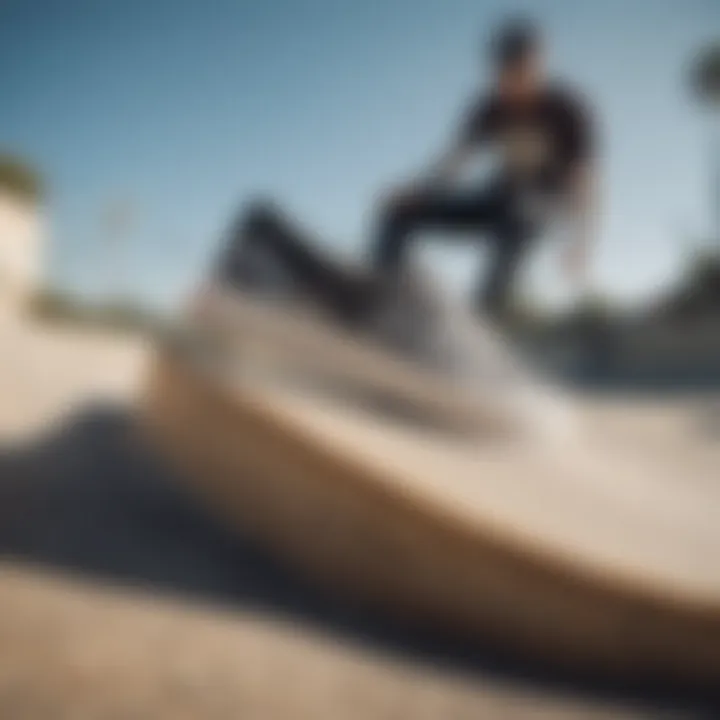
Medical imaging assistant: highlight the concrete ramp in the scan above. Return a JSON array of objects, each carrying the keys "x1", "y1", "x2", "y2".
[
  {"x1": 141, "y1": 344, "x2": 720, "y2": 688},
  {"x1": 0, "y1": 319, "x2": 147, "y2": 440}
]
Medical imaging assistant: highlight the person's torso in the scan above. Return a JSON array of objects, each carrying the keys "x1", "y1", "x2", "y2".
[{"x1": 469, "y1": 85, "x2": 588, "y2": 196}]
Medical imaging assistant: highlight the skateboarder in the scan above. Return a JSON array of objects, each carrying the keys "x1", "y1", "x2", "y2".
[
  {"x1": 371, "y1": 18, "x2": 597, "y2": 319},
  {"x1": 215, "y1": 19, "x2": 596, "y2": 327}
]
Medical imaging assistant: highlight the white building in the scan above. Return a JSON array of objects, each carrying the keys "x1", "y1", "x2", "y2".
[{"x1": 0, "y1": 188, "x2": 43, "y2": 318}]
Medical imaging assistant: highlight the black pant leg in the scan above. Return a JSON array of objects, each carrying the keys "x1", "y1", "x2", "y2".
[
  {"x1": 476, "y1": 233, "x2": 529, "y2": 318},
  {"x1": 371, "y1": 189, "x2": 503, "y2": 274},
  {"x1": 371, "y1": 184, "x2": 540, "y2": 319},
  {"x1": 474, "y1": 201, "x2": 539, "y2": 319},
  {"x1": 221, "y1": 201, "x2": 379, "y2": 325}
]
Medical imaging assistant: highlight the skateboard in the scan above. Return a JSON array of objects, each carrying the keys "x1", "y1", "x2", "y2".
[{"x1": 141, "y1": 308, "x2": 720, "y2": 688}]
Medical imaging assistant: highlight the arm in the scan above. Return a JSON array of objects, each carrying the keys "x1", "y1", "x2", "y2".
[
  {"x1": 560, "y1": 93, "x2": 598, "y2": 283},
  {"x1": 421, "y1": 139, "x2": 476, "y2": 189},
  {"x1": 393, "y1": 97, "x2": 492, "y2": 198},
  {"x1": 387, "y1": 139, "x2": 475, "y2": 206},
  {"x1": 563, "y1": 161, "x2": 597, "y2": 279}
]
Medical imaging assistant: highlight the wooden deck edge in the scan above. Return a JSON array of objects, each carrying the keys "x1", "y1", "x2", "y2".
[{"x1": 138, "y1": 348, "x2": 720, "y2": 686}]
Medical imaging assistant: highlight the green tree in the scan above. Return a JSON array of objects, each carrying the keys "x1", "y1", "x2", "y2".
[
  {"x1": 690, "y1": 43, "x2": 720, "y2": 255},
  {"x1": 691, "y1": 43, "x2": 720, "y2": 105},
  {"x1": 0, "y1": 154, "x2": 43, "y2": 203}
]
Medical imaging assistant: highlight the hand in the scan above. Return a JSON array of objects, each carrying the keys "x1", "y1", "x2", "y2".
[
  {"x1": 562, "y1": 242, "x2": 589, "y2": 285},
  {"x1": 382, "y1": 182, "x2": 425, "y2": 209}
]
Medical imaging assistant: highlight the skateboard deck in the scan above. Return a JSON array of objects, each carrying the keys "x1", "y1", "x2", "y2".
[
  {"x1": 179, "y1": 287, "x2": 575, "y2": 440},
  {"x1": 140, "y1": 325, "x2": 720, "y2": 688}
]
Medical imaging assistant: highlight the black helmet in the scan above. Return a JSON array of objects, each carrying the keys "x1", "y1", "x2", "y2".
[{"x1": 491, "y1": 17, "x2": 541, "y2": 70}]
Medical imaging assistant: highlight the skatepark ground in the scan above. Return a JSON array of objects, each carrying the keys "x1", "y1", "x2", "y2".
[{"x1": 0, "y1": 319, "x2": 718, "y2": 718}]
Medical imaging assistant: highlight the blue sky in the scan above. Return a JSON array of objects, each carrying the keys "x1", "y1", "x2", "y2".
[{"x1": 0, "y1": 0, "x2": 718, "y2": 309}]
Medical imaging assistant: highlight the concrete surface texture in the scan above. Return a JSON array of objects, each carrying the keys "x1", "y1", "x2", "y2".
[
  {"x1": 0, "y1": 565, "x2": 643, "y2": 720},
  {"x1": 0, "y1": 319, "x2": 147, "y2": 441},
  {"x1": 0, "y1": 319, "x2": 718, "y2": 717}
]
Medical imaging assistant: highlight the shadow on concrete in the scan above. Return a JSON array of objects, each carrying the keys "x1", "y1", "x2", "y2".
[{"x1": 0, "y1": 405, "x2": 716, "y2": 714}]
